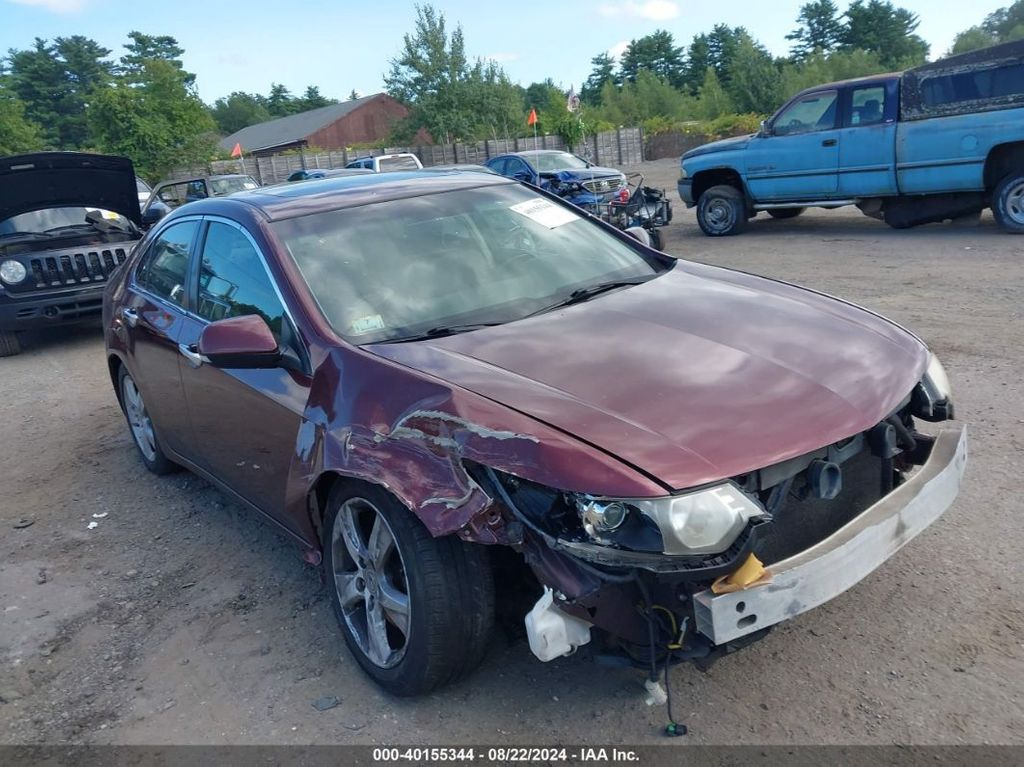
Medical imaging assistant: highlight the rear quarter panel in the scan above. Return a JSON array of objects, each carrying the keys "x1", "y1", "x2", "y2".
[{"x1": 896, "y1": 106, "x2": 1024, "y2": 193}]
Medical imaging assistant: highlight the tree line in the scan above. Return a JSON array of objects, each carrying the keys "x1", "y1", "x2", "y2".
[{"x1": 1, "y1": 1, "x2": 1021, "y2": 180}]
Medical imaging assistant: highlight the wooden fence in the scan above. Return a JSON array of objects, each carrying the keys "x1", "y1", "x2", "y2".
[{"x1": 172, "y1": 127, "x2": 645, "y2": 186}]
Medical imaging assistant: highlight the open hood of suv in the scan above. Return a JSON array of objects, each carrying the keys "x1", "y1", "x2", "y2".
[{"x1": 0, "y1": 152, "x2": 142, "y2": 226}]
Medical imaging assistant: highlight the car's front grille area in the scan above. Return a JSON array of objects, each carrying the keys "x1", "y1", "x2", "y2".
[
  {"x1": 23, "y1": 246, "x2": 129, "y2": 290},
  {"x1": 752, "y1": 449, "x2": 887, "y2": 566},
  {"x1": 581, "y1": 177, "x2": 622, "y2": 194}
]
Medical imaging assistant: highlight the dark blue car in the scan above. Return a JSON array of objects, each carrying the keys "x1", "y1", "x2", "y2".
[{"x1": 484, "y1": 150, "x2": 626, "y2": 208}]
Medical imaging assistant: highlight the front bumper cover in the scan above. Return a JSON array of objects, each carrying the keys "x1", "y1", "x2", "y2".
[{"x1": 693, "y1": 425, "x2": 967, "y2": 644}]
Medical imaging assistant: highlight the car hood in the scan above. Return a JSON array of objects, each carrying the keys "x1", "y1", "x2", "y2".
[
  {"x1": 0, "y1": 152, "x2": 142, "y2": 226},
  {"x1": 683, "y1": 134, "x2": 753, "y2": 161},
  {"x1": 369, "y1": 262, "x2": 928, "y2": 491},
  {"x1": 545, "y1": 166, "x2": 622, "y2": 182}
]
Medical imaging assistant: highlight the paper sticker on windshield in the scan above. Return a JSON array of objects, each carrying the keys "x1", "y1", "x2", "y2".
[
  {"x1": 350, "y1": 314, "x2": 385, "y2": 334},
  {"x1": 509, "y1": 199, "x2": 579, "y2": 228}
]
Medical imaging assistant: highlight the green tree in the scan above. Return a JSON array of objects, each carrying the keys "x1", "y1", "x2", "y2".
[
  {"x1": 266, "y1": 83, "x2": 298, "y2": 117},
  {"x1": 348, "y1": 89, "x2": 360, "y2": 100},
  {"x1": 619, "y1": 30, "x2": 685, "y2": 88},
  {"x1": 120, "y1": 31, "x2": 193, "y2": 85},
  {"x1": 89, "y1": 59, "x2": 215, "y2": 182},
  {"x1": 951, "y1": 1, "x2": 1024, "y2": 53},
  {"x1": 840, "y1": 0, "x2": 929, "y2": 68},
  {"x1": 385, "y1": 4, "x2": 521, "y2": 142},
  {"x1": 950, "y1": 27, "x2": 998, "y2": 55},
  {"x1": 727, "y1": 38, "x2": 782, "y2": 114},
  {"x1": 211, "y1": 91, "x2": 271, "y2": 135},
  {"x1": 580, "y1": 52, "x2": 615, "y2": 105},
  {"x1": 7, "y1": 36, "x2": 113, "y2": 149},
  {"x1": 779, "y1": 48, "x2": 887, "y2": 99},
  {"x1": 787, "y1": 0, "x2": 844, "y2": 59},
  {"x1": 684, "y1": 25, "x2": 747, "y2": 92},
  {"x1": 0, "y1": 84, "x2": 42, "y2": 154},
  {"x1": 298, "y1": 85, "x2": 333, "y2": 110},
  {"x1": 694, "y1": 68, "x2": 733, "y2": 120}
]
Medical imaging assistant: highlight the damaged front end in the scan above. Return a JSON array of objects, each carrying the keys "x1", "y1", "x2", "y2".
[{"x1": 471, "y1": 354, "x2": 965, "y2": 671}]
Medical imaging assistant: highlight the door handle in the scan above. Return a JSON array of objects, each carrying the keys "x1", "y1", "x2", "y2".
[
  {"x1": 121, "y1": 307, "x2": 139, "y2": 328},
  {"x1": 822, "y1": 139, "x2": 837, "y2": 147},
  {"x1": 178, "y1": 343, "x2": 205, "y2": 369}
]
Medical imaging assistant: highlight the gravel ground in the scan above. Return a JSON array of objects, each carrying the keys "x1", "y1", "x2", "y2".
[{"x1": 1, "y1": 157, "x2": 1022, "y2": 746}]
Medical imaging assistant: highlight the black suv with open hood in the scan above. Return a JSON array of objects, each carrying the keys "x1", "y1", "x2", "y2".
[{"x1": 0, "y1": 152, "x2": 143, "y2": 356}]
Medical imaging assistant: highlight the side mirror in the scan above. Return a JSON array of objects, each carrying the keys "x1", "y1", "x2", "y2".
[
  {"x1": 141, "y1": 201, "x2": 169, "y2": 227},
  {"x1": 198, "y1": 314, "x2": 280, "y2": 369},
  {"x1": 758, "y1": 119, "x2": 771, "y2": 137},
  {"x1": 511, "y1": 170, "x2": 533, "y2": 183}
]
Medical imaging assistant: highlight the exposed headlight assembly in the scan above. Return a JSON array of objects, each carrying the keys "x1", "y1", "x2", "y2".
[
  {"x1": 0, "y1": 259, "x2": 27, "y2": 285},
  {"x1": 913, "y1": 353, "x2": 954, "y2": 421},
  {"x1": 573, "y1": 482, "x2": 767, "y2": 556}
]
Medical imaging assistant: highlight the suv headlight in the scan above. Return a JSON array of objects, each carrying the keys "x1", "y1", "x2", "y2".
[
  {"x1": 573, "y1": 482, "x2": 767, "y2": 556},
  {"x1": 913, "y1": 353, "x2": 954, "y2": 421},
  {"x1": 0, "y1": 259, "x2": 27, "y2": 285}
]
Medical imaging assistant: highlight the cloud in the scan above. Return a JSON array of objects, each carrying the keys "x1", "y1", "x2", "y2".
[
  {"x1": 8, "y1": 0, "x2": 88, "y2": 12},
  {"x1": 608, "y1": 40, "x2": 630, "y2": 61},
  {"x1": 598, "y1": 1, "x2": 679, "y2": 21},
  {"x1": 485, "y1": 52, "x2": 520, "y2": 63}
]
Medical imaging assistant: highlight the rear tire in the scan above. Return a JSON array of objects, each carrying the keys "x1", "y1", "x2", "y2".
[
  {"x1": 992, "y1": 171, "x2": 1024, "y2": 233},
  {"x1": 767, "y1": 207, "x2": 805, "y2": 220},
  {"x1": 323, "y1": 481, "x2": 494, "y2": 696},
  {"x1": 648, "y1": 228, "x2": 664, "y2": 251},
  {"x1": 117, "y1": 365, "x2": 178, "y2": 475},
  {"x1": 0, "y1": 330, "x2": 20, "y2": 357},
  {"x1": 696, "y1": 185, "x2": 747, "y2": 236}
]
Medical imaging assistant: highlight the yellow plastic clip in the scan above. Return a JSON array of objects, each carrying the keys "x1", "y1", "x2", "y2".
[{"x1": 711, "y1": 553, "x2": 772, "y2": 594}]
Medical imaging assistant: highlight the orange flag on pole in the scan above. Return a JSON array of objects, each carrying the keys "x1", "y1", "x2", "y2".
[
  {"x1": 527, "y1": 108, "x2": 538, "y2": 126},
  {"x1": 230, "y1": 142, "x2": 243, "y2": 158}
]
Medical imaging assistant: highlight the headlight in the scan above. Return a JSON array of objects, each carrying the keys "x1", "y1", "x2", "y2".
[
  {"x1": 679, "y1": 166, "x2": 688, "y2": 179},
  {"x1": 913, "y1": 353, "x2": 954, "y2": 421},
  {"x1": 572, "y1": 482, "x2": 766, "y2": 555},
  {"x1": 0, "y1": 259, "x2": 27, "y2": 285}
]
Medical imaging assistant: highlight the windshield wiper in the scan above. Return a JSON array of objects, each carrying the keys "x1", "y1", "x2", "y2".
[
  {"x1": 379, "y1": 321, "x2": 505, "y2": 344},
  {"x1": 526, "y1": 277, "x2": 650, "y2": 317},
  {"x1": 0, "y1": 231, "x2": 54, "y2": 242}
]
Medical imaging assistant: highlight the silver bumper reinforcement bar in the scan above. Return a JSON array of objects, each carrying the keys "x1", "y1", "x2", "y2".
[{"x1": 694, "y1": 425, "x2": 967, "y2": 644}]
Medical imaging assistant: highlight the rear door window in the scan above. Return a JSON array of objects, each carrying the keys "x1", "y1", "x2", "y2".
[{"x1": 847, "y1": 85, "x2": 887, "y2": 127}]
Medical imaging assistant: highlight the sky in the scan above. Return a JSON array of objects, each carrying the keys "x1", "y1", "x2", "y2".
[{"x1": 0, "y1": 0, "x2": 1009, "y2": 103}]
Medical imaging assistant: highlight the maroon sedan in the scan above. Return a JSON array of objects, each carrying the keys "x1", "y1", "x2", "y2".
[{"x1": 103, "y1": 171, "x2": 965, "y2": 697}]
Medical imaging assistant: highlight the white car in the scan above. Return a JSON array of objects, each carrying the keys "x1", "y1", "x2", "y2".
[{"x1": 345, "y1": 153, "x2": 423, "y2": 172}]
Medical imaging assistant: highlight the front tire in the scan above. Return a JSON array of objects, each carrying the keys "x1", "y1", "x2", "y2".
[
  {"x1": 696, "y1": 185, "x2": 747, "y2": 236},
  {"x1": 767, "y1": 207, "x2": 805, "y2": 220},
  {"x1": 0, "y1": 330, "x2": 20, "y2": 357},
  {"x1": 118, "y1": 366, "x2": 178, "y2": 475},
  {"x1": 992, "y1": 171, "x2": 1024, "y2": 233},
  {"x1": 324, "y1": 481, "x2": 494, "y2": 696}
]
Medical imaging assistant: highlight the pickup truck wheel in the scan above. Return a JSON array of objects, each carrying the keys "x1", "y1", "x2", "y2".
[
  {"x1": 767, "y1": 207, "x2": 805, "y2": 220},
  {"x1": 992, "y1": 172, "x2": 1024, "y2": 233},
  {"x1": 0, "y1": 330, "x2": 20, "y2": 357},
  {"x1": 324, "y1": 481, "x2": 495, "y2": 696},
  {"x1": 696, "y1": 185, "x2": 747, "y2": 236}
]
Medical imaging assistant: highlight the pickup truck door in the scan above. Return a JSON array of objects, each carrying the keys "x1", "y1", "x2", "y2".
[
  {"x1": 838, "y1": 81, "x2": 899, "y2": 197},
  {"x1": 744, "y1": 89, "x2": 841, "y2": 201}
]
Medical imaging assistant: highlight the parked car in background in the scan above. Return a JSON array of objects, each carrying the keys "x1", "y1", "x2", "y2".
[
  {"x1": 680, "y1": 40, "x2": 1024, "y2": 235},
  {"x1": 425, "y1": 163, "x2": 498, "y2": 174},
  {"x1": 0, "y1": 152, "x2": 143, "y2": 356},
  {"x1": 485, "y1": 150, "x2": 626, "y2": 206},
  {"x1": 286, "y1": 168, "x2": 374, "y2": 182},
  {"x1": 345, "y1": 153, "x2": 423, "y2": 172},
  {"x1": 105, "y1": 170, "x2": 963, "y2": 697},
  {"x1": 141, "y1": 174, "x2": 260, "y2": 227},
  {"x1": 136, "y1": 177, "x2": 152, "y2": 207}
]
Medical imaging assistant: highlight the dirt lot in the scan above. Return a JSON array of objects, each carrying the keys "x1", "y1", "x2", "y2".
[{"x1": 1, "y1": 157, "x2": 1022, "y2": 746}]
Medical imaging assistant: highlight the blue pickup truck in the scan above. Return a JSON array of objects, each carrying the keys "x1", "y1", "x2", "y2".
[{"x1": 679, "y1": 41, "x2": 1024, "y2": 235}]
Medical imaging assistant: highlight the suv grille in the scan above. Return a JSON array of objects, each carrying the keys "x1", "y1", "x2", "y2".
[{"x1": 27, "y1": 246, "x2": 129, "y2": 289}]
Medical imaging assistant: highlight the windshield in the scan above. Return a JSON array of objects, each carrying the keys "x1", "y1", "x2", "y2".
[
  {"x1": 209, "y1": 177, "x2": 259, "y2": 195},
  {"x1": 272, "y1": 184, "x2": 667, "y2": 344},
  {"x1": 526, "y1": 152, "x2": 589, "y2": 172},
  {"x1": 0, "y1": 206, "x2": 132, "y2": 236},
  {"x1": 379, "y1": 156, "x2": 421, "y2": 172}
]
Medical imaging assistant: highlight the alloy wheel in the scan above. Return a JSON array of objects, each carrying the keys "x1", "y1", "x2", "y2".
[
  {"x1": 122, "y1": 375, "x2": 157, "y2": 462},
  {"x1": 1004, "y1": 181, "x2": 1024, "y2": 225},
  {"x1": 331, "y1": 497, "x2": 411, "y2": 668}
]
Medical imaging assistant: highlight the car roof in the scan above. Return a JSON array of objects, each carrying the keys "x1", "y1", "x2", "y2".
[
  {"x1": 797, "y1": 72, "x2": 901, "y2": 93},
  {"x1": 183, "y1": 170, "x2": 515, "y2": 222}
]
